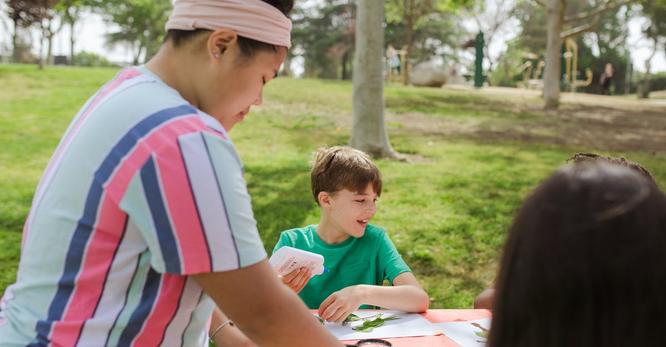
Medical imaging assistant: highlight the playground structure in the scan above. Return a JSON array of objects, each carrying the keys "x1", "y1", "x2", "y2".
[
  {"x1": 519, "y1": 38, "x2": 593, "y2": 92},
  {"x1": 563, "y1": 38, "x2": 593, "y2": 92},
  {"x1": 519, "y1": 52, "x2": 546, "y2": 90}
]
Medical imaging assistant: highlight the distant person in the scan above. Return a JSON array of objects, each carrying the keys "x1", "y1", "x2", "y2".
[
  {"x1": 273, "y1": 146, "x2": 429, "y2": 323},
  {"x1": 599, "y1": 62, "x2": 614, "y2": 95},
  {"x1": 0, "y1": 0, "x2": 341, "y2": 346},
  {"x1": 488, "y1": 162, "x2": 666, "y2": 346},
  {"x1": 473, "y1": 152, "x2": 658, "y2": 311},
  {"x1": 387, "y1": 45, "x2": 401, "y2": 77}
]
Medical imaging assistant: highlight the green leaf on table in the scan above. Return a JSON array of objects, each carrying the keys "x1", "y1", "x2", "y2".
[
  {"x1": 351, "y1": 314, "x2": 399, "y2": 333},
  {"x1": 343, "y1": 313, "x2": 361, "y2": 325}
]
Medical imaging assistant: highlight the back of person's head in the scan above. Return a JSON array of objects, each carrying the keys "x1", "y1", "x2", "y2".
[
  {"x1": 568, "y1": 152, "x2": 656, "y2": 184},
  {"x1": 164, "y1": 0, "x2": 294, "y2": 57},
  {"x1": 310, "y1": 146, "x2": 382, "y2": 205},
  {"x1": 488, "y1": 162, "x2": 666, "y2": 347}
]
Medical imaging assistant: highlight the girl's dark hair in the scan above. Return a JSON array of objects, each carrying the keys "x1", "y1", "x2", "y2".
[
  {"x1": 488, "y1": 162, "x2": 666, "y2": 347},
  {"x1": 164, "y1": 0, "x2": 294, "y2": 57}
]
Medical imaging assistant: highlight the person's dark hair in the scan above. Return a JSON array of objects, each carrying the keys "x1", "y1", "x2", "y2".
[
  {"x1": 488, "y1": 162, "x2": 666, "y2": 347},
  {"x1": 568, "y1": 152, "x2": 656, "y2": 184},
  {"x1": 164, "y1": 0, "x2": 294, "y2": 57},
  {"x1": 311, "y1": 146, "x2": 382, "y2": 205}
]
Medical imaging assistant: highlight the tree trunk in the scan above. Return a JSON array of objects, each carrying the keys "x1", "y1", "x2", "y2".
[
  {"x1": 12, "y1": 19, "x2": 19, "y2": 63},
  {"x1": 351, "y1": 0, "x2": 399, "y2": 159},
  {"x1": 402, "y1": 0, "x2": 414, "y2": 86},
  {"x1": 341, "y1": 50, "x2": 349, "y2": 80},
  {"x1": 638, "y1": 38, "x2": 657, "y2": 99},
  {"x1": 47, "y1": 32, "x2": 54, "y2": 65},
  {"x1": 38, "y1": 22, "x2": 45, "y2": 69},
  {"x1": 282, "y1": 52, "x2": 292, "y2": 77},
  {"x1": 69, "y1": 20, "x2": 76, "y2": 64},
  {"x1": 133, "y1": 44, "x2": 143, "y2": 65},
  {"x1": 543, "y1": 0, "x2": 565, "y2": 110}
]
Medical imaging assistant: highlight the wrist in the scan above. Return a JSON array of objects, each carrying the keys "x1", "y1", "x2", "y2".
[
  {"x1": 354, "y1": 284, "x2": 371, "y2": 304},
  {"x1": 209, "y1": 319, "x2": 234, "y2": 342}
]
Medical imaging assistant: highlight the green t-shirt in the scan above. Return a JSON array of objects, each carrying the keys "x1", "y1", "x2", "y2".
[{"x1": 272, "y1": 224, "x2": 411, "y2": 309}]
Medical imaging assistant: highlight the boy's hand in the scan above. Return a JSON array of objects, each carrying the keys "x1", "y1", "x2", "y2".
[
  {"x1": 280, "y1": 267, "x2": 312, "y2": 293},
  {"x1": 318, "y1": 286, "x2": 364, "y2": 324}
]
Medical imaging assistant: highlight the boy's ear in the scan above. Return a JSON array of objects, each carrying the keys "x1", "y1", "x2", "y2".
[{"x1": 318, "y1": 191, "x2": 331, "y2": 207}]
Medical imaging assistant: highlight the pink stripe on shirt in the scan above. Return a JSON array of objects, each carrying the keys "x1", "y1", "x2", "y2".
[
  {"x1": 130, "y1": 274, "x2": 187, "y2": 347},
  {"x1": 48, "y1": 199, "x2": 128, "y2": 346},
  {"x1": 155, "y1": 138, "x2": 213, "y2": 274}
]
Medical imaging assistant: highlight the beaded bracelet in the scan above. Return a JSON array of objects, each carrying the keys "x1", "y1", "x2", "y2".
[{"x1": 209, "y1": 319, "x2": 235, "y2": 342}]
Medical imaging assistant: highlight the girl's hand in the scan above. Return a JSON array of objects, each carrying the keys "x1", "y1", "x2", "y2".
[
  {"x1": 280, "y1": 267, "x2": 312, "y2": 293},
  {"x1": 318, "y1": 286, "x2": 364, "y2": 323}
]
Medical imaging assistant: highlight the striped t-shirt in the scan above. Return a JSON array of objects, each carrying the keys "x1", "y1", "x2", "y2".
[{"x1": 0, "y1": 67, "x2": 266, "y2": 346}]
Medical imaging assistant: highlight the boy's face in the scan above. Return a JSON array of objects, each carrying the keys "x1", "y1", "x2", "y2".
[{"x1": 326, "y1": 183, "x2": 378, "y2": 238}]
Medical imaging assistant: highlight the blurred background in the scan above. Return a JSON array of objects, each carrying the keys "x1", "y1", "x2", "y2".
[{"x1": 1, "y1": 0, "x2": 665, "y2": 96}]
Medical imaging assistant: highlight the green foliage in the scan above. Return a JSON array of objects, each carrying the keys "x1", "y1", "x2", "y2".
[
  {"x1": 489, "y1": 43, "x2": 524, "y2": 87},
  {"x1": 385, "y1": 0, "x2": 472, "y2": 63},
  {"x1": 510, "y1": 0, "x2": 633, "y2": 94},
  {"x1": 292, "y1": 1, "x2": 355, "y2": 79},
  {"x1": 90, "y1": 0, "x2": 171, "y2": 64},
  {"x1": 73, "y1": 50, "x2": 117, "y2": 67},
  {"x1": 640, "y1": 0, "x2": 666, "y2": 39},
  {"x1": 385, "y1": 10, "x2": 463, "y2": 64}
]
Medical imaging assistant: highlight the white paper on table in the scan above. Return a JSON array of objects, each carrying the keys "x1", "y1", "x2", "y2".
[
  {"x1": 322, "y1": 310, "x2": 435, "y2": 340},
  {"x1": 431, "y1": 318, "x2": 491, "y2": 347}
]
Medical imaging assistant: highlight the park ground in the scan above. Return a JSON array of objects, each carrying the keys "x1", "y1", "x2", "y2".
[{"x1": 1, "y1": 64, "x2": 665, "y2": 308}]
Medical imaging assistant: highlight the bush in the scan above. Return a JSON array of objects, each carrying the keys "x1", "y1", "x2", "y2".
[{"x1": 73, "y1": 51, "x2": 118, "y2": 67}]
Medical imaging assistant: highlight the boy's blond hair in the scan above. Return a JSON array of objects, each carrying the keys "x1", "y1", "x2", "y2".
[{"x1": 310, "y1": 146, "x2": 382, "y2": 204}]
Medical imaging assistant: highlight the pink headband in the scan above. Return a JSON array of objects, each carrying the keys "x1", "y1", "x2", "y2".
[{"x1": 166, "y1": 0, "x2": 292, "y2": 48}]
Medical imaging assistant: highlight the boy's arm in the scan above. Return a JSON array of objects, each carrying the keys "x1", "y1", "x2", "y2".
[
  {"x1": 318, "y1": 272, "x2": 430, "y2": 323},
  {"x1": 474, "y1": 288, "x2": 495, "y2": 310},
  {"x1": 193, "y1": 260, "x2": 342, "y2": 347}
]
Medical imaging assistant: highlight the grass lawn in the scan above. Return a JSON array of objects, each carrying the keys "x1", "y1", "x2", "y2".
[{"x1": 1, "y1": 64, "x2": 665, "y2": 308}]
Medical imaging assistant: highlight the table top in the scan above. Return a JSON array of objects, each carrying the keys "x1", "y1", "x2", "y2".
[{"x1": 341, "y1": 309, "x2": 492, "y2": 347}]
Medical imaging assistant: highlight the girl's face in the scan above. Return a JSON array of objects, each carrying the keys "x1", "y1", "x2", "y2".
[{"x1": 200, "y1": 39, "x2": 287, "y2": 132}]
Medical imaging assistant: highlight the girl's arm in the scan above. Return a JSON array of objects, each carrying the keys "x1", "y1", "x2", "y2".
[
  {"x1": 210, "y1": 308, "x2": 256, "y2": 347},
  {"x1": 318, "y1": 272, "x2": 430, "y2": 323}
]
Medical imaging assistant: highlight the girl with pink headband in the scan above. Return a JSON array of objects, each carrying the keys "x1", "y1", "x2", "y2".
[{"x1": 0, "y1": 0, "x2": 341, "y2": 346}]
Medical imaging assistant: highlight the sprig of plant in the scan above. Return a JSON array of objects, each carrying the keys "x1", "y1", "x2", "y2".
[
  {"x1": 350, "y1": 314, "x2": 399, "y2": 333},
  {"x1": 342, "y1": 313, "x2": 361, "y2": 325},
  {"x1": 472, "y1": 322, "x2": 489, "y2": 339}
]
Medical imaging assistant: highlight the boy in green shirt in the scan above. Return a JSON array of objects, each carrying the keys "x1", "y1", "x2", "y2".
[{"x1": 272, "y1": 146, "x2": 430, "y2": 323}]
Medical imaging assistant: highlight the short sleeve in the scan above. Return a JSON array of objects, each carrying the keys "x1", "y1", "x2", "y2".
[
  {"x1": 377, "y1": 230, "x2": 411, "y2": 284},
  {"x1": 119, "y1": 130, "x2": 266, "y2": 275}
]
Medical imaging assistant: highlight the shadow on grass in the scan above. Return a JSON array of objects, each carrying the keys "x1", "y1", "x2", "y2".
[{"x1": 245, "y1": 162, "x2": 319, "y2": 253}]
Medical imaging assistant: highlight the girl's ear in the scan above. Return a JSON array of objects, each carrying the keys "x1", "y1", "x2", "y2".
[
  {"x1": 318, "y1": 191, "x2": 332, "y2": 208},
  {"x1": 207, "y1": 28, "x2": 238, "y2": 60}
]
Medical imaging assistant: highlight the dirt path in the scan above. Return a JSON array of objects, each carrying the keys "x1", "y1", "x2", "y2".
[{"x1": 390, "y1": 86, "x2": 666, "y2": 154}]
